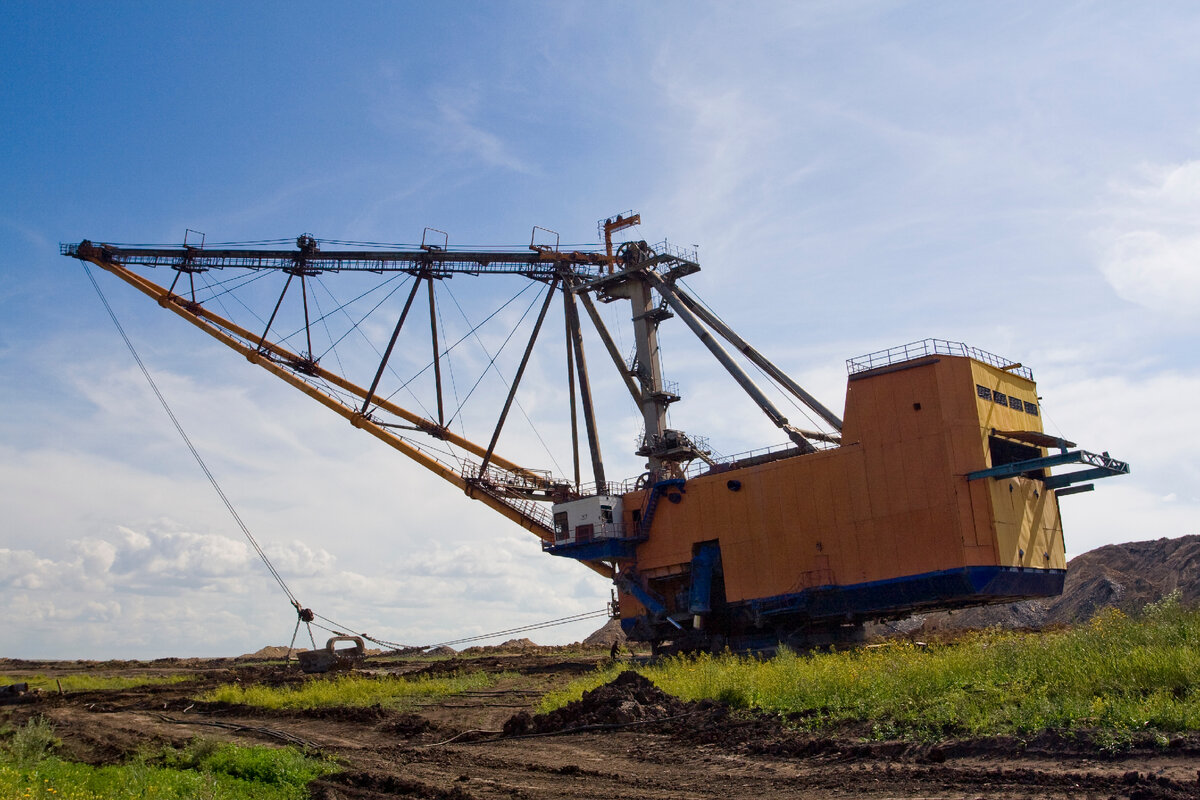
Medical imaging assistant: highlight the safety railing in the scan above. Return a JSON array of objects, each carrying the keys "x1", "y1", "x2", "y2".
[
  {"x1": 541, "y1": 522, "x2": 639, "y2": 550},
  {"x1": 648, "y1": 239, "x2": 699, "y2": 265},
  {"x1": 847, "y1": 339, "x2": 1033, "y2": 380}
]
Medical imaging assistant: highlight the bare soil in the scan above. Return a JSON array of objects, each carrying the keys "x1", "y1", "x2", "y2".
[{"x1": 3, "y1": 651, "x2": 1199, "y2": 799}]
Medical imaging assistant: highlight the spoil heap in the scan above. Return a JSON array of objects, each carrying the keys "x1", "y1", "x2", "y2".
[
  {"x1": 503, "y1": 671, "x2": 711, "y2": 736},
  {"x1": 582, "y1": 618, "x2": 627, "y2": 647},
  {"x1": 901, "y1": 535, "x2": 1200, "y2": 633}
]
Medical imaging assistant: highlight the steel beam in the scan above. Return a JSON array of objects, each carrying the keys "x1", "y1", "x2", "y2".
[
  {"x1": 65, "y1": 241, "x2": 608, "y2": 278},
  {"x1": 256, "y1": 272, "x2": 294, "y2": 352},
  {"x1": 564, "y1": 290, "x2": 581, "y2": 490},
  {"x1": 1043, "y1": 468, "x2": 1123, "y2": 491},
  {"x1": 361, "y1": 276, "x2": 424, "y2": 414},
  {"x1": 966, "y1": 450, "x2": 1130, "y2": 483},
  {"x1": 478, "y1": 278, "x2": 560, "y2": 476},
  {"x1": 79, "y1": 255, "x2": 543, "y2": 482},
  {"x1": 646, "y1": 272, "x2": 817, "y2": 454},
  {"x1": 672, "y1": 286, "x2": 843, "y2": 431},
  {"x1": 564, "y1": 284, "x2": 607, "y2": 487},
  {"x1": 575, "y1": 287, "x2": 644, "y2": 407},
  {"x1": 426, "y1": 274, "x2": 445, "y2": 426},
  {"x1": 300, "y1": 274, "x2": 314, "y2": 360}
]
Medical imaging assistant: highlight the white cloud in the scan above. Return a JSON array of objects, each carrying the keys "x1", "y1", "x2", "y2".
[
  {"x1": 427, "y1": 89, "x2": 534, "y2": 175},
  {"x1": 1100, "y1": 230, "x2": 1200, "y2": 316},
  {"x1": 1098, "y1": 160, "x2": 1200, "y2": 317}
]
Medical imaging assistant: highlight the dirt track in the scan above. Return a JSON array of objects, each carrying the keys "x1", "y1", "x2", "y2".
[{"x1": 3, "y1": 652, "x2": 1199, "y2": 799}]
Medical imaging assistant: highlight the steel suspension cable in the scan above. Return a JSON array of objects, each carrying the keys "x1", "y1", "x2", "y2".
[
  {"x1": 84, "y1": 262, "x2": 614, "y2": 656},
  {"x1": 82, "y1": 263, "x2": 302, "y2": 610},
  {"x1": 382, "y1": 279, "x2": 537, "y2": 408},
  {"x1": 305, "y1": 608, "x2": 611, "y2": 652},
  {"x1": 440, "y1": 283, "x2": 568, "y2": 479}
]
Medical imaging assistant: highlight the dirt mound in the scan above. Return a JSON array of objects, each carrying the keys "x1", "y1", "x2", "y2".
[
  {"x1": 889, "y1": 535, "x2": 1200, "y2": 634},
  {"x1": 459, "y1": 638, "x2": 542, "y2": 655},
  {"x1": 582, "y1": 618, "x2": 626, "y2": 647},
  {"x1": 499, "y1": 638, "x2": 536, "y2": 648},
  {"x1": 239, "y1": 645, "x2": 306, "y2": 659},
  {"x1": 502, "y1": 670, "x2": 703, "y2": 736},
  {"x1": 377, "y1": 712, "x2": 438, "y2": 737}
]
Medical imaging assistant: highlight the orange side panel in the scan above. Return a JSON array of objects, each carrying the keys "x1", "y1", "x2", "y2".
[
  {"x1": 896, "y1": 395, "x2": 922, "y2": 444},
  {"x1": 843, "y1": 447, "x2": 873, "y2": 523},
  {"x1": 862, "y1": 443, "x2": 891, "y2": 519},
  {"x1": 621, "y1": 353, "x2": 1057, "y2": 616},
  {"x1": 875, "y1": 379, "x2": 902, "y2": 445}
]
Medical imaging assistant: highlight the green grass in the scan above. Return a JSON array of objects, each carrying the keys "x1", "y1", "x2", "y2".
[
  {"x1": 199, "y1": 670, "x2": 502, "y2": 710},
  {"x1": 2, "y1": 675, "x2": 189, "y2": 693},
  {"x1": 543, "y1": 594, "x2": 1200, "y2": 741},
  {"x1": 0, "y1": 719, "x2": 335, "y2": 800}
]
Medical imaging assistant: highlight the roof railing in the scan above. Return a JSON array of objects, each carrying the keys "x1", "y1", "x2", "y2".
[{"x1": 847, "y1": 338, "x2": 1033, "y2": 380}]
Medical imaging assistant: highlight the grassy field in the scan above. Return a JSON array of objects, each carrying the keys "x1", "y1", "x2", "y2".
[
  {"x1": 0, "y1": 718, "x2": 335, "y2": 800},
  {"x1": 542, "y1": 594, "x2": 1200, "y2": 742},
  {"x1": 199, "y1": 670, "x2": 503, "y2": 710}
]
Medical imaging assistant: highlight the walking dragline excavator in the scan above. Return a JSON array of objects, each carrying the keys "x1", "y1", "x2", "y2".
[{"x1": 65, "y1": 212, "x2": 1129, "y2": 652}]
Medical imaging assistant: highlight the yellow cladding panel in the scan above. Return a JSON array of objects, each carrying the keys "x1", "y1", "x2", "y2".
[
  {"x1": 989, "y1": 476, "x2": 1065, "y2": 569},
  {"x1": 970, "y1": 362, "x2": 1043, "y2": 433}
]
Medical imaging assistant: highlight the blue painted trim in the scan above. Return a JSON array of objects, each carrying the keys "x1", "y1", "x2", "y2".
[
  {"x1": 616, "y1": 572, "x2": 683, "y2": 630},
  {"x1": 967, "y1": 449, "x2": 1129, "y2": 483},
  {"x1": 688, "y1": 542, "x2": 721, "y2": 614},
  {"x1": 747, "y1": 565, "x2": 1064, "y2": 621},
  {"x1": 1043, "y1": 467, "x2": 1119, "y2": 490},
  {"x1": 543, "y1": 537, "x2": 641, "y2": 560}
]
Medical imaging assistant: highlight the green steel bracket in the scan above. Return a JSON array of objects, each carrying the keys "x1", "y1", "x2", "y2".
[{"x1": 967, "y1": 449, "x2": 1129, "y2": 490}]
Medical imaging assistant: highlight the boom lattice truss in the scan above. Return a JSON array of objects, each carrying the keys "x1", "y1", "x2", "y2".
[{"x1": 63, "y1": 223, "x2": 844, "y2": 579}]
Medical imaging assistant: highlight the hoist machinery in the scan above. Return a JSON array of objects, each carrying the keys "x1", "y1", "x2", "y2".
[{"x1": 64, "y1": 214, "x2": 1129, "y2": 651}]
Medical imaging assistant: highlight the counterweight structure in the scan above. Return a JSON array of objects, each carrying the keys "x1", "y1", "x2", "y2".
[{"x1": 64, "y1": 217, "x2": 1129, "y2": 651}]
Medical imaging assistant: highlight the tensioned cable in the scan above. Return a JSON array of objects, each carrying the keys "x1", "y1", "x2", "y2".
[
  {"x1": 306, "y1": 287, "x2": 346, "y2": 377},
  {"x1": 278, "y1": 272, "x2": 404, "y2": 349},
  {"x1": 306, "y1": 608, "x2": 611, "y2": 652},
  {"x1": 434, "y1": 282, "x2": 544, "y2": 426},
  {"x1": 82, "y1": 262, "x2": 301, "y2": 609},
  {"x1": 194, "y1": 266, "x2": 274, "y2": 305},
  {"x1": 325, "y1": 278, "x2": 439, "y2": 423},
  {"x1": 433, "y1": 292, "x2": 469, "y2": 443},
  {"x1": 427, "y1": 610, "x2": 610, "y2": 649},
  {"x1": 84, "y1": 262, "x2": 614, "y2": 654},
  {"x1": 439, "y1": 282, "x2": 568, "y2": 478},
  {"x1": 380, "y1": 279, "x2": 538, "y2": 407},
  {"x1": 680, "y1": 277, "x2": 833, "y2": 435},
  {"x1": 314, "y1": 273, "x2": 408, "y2": 360},
  {"x1": 202, "y1": 270, "x2": 272, "y2": 330}
]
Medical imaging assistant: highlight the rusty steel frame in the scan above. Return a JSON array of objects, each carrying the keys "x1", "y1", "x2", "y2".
[
  {"x1": 66, "y1": 254, "x2": 625, "y2": 578},
  {"x1": 65, "y1": 231, "x2": 847, "y2": 582}
]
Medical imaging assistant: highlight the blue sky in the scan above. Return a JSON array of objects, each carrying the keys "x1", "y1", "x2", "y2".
[{"x1": 3, "y1": 1, "x2": 1199, "y2": 659}]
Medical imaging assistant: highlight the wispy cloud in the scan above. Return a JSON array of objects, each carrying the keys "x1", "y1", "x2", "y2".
[
  {"x1": 430, "y1": 92, "x2": 536, "y2": 176},
  {"x1": 1097, "y1": 160, "x2": 1200, "y2": 319}
]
